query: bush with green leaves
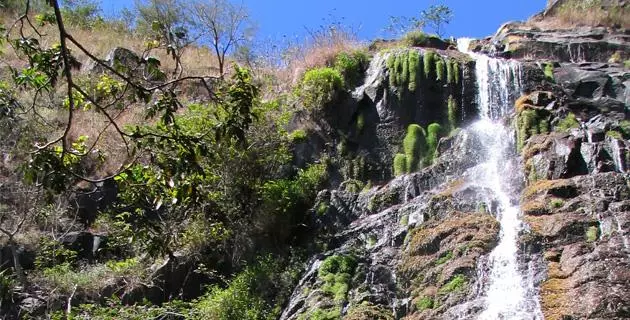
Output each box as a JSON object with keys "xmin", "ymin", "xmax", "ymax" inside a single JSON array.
[
  {"xmin": 318, "ymin": 254, "xmax": 357, "ymax": 303},
  {"xmin": 297, "ymin": 67, "xmax": 345, "ymax": 110},
  {"xmin": 333, "ymin": 50, "xmax": 369, "ymax": 87}
]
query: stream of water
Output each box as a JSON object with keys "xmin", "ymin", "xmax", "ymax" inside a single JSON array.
[{"xmin": 458, "ymin": 38, "xmax": 544, "ymax": 320}]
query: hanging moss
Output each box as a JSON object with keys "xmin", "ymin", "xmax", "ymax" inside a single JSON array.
[
  {"xmin": 435, "ymin": 58, "xmax": 445, "ymax": 82},
  {"xmin": 403, "ymin": 124, "xmax": 427, "ymax": 172},
  {"xmin": 393, "ymin": 153, "xmax": 407, "ymax": 176},
  {"xmin": 544, "ymin": 62, "xmax": 555, "ymax": 81},
  {"xmin": 426, "ymin": 123, "xmax": 443, "ymax": 165},
  {"xmin": 447, "ymin": 95, "xmax": 458, "ymax": 131},
  {"xmin": 423, "ymin": 50, "xmax": 435, "ymax": 79},
  {"xmin": 401, "ymin": 53, "xmax": 409, "ymax": 86},
  {"xmin": 387, "ymin": 54, "xmax": 396, "ymax": 88},
  {"xmin": 446, "ymin": 59, "xmax": 454, "ymax": 84},
  {"xmin": 453, "ymin": 61, "xmax": 460, "ymax": 84},
  {"xmin": 408, "ymin": 50, "xmax": 420, "ymax": 92}
]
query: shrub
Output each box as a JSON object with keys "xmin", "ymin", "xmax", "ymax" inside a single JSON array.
[
  {"xmin": 556, "ymin": 112, "xmax": 579, "ymax": 132},
  {"xmin": 393, "ymin": 153, "xmax": 408, "ymax": 176},
  {"xmin": 298, "ymin": 67, "xmax": 344, "ymax": 110},
  {"xmin": 423, "ymin": 50, "xmax": 436, "ymax": 79},
  {"xmin": 403, "ymin": 124, "xmax": 427, "ymax": 172},
  {"xmin": 403, "ymin": 30, "xmax": 428, "ymax": 47},
  {"xmin": 334, "ymin": 50, "xmax": 369, "ymax": 87}
]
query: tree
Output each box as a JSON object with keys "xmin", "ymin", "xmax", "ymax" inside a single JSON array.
[
  {"xmin": 190, "ymin": 0, "xmax": 255, "ymax": 77},
  {"xmin": 420, "ymin": 5, "xmax": 453, "ymax": 38},
  {"xmin": 384, "ymin": 4, "xmax": 453, "ymax": 38}
]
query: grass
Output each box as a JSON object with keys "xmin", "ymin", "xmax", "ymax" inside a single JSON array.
[
  {"xmin": 435, "ymin": 250, "xmax": 453, "ymax": 266},
  {"xmin": 439, "ymin": 274, "xmax": 466, "ymax": 294},
  {"xmin": 415, "ymin": 296, "xmax": 435, "ymax": 311},
  {"xmin": 530, "ymin": 0, "xmax": 630, "ymax": 29},
  {"xmin": 556, "ymin": 113, "xmax": 579, "ymax": 132}
]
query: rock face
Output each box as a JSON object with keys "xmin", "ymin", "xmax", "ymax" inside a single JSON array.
[{"xmin": 281, "ymin": 9, "xmax": 629, "ymax": 319}]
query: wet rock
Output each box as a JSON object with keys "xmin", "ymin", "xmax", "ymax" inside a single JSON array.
[{"xmin": 59, "ymin": 231, "xmax": 106, "ymax": 261}]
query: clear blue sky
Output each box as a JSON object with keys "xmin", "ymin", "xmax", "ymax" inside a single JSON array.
[{"xmin": 100, "ymin": 0, "xmax": 545, "ymax": 40}]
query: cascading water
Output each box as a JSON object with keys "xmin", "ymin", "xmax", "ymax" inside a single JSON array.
[{"xmin": 458, "ymin": 38, "xmax": 544, "ymax": 320}]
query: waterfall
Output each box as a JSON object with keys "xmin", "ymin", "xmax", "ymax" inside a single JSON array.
[{"xmin": 458, "ymin": 38, "xmax": 544, "ymax": 320}]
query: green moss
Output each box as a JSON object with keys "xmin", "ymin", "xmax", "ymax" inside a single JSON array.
[
  {"xmin": 549, "ymin": 198, "xmax": 564, "ymax": 209},
  {"xmin": 556, "ymin": 112, "xmax": 579, "ymax": 132},
  {"xmin": 425, "ymin": 123, "xmax": 443, "ymax": 165},
  {"xmin": 401, "ymin": 52, "xmax": 409, "ymax": 86},
  {"xmin": 619, "ymin": 120, "xmax": 630, "ymax": 138},
  {"xmin": 447, "ymin": 95, "xmax": 458, "ymax": 131},
  {"xmin": 516, "ymin": 108, "xmax": 551, "ymax": 151},
  {"xmin": 395, "ymin": 54, "xmax": 404, "ymax": 89},
  {"xmin": 393, "ymin": 153, "xmax": 408, "ymax": 176},
  {"xmin": 408, "ymin": 50, "xmax": 420, "ymax": 92},
  {"xmin": 446, "ymin": 59, "xmax": 454, "ymax": 84},
  {"xmin": 435, "ymin": 58, "xmax": 445, "ymax": 82},
  {"xmin": 367, "ymin": 234, "xmax": 377, "ymax": 247},
  {"xmin": 416, "ymin": 296, "xmax": 435, "ymax": 311},
  {"xmin": 404, "ymin": 124, "xmax": 427, "ymax": 172},
  {"xmin": 368, "ymin": 190, "xmax": 399, "ymax": 212},
  {"xmin": 586, "ymin": 225, "xmax": 599, "ymax": 243},
  {"xmin": 400, "ymin": 214, "xmax": 409, "ymax": 226},
  {"xmin": 453, "ymin": 61, "xmax": 460, "ymax": 84},
  {"xmin": 606, "ymin": 130, "xmax": 623, "ymax": 140},
  {"xmin": 544, "ymin": 62, "xmax": 554, "ymax": 81},
  {"xmin": 318, "ymin": 255, "xmax": 357, "ymax": 303},
  {"xmin": 298, "ymin": 307, "xmax": 341, "ymax": 320},
  {"xmin": 356, "ymin": 112, "xmax": 366, "ymax": 133},
  {"xmin": 435, "ymin": 250, "xmax": 453, "ymax": 266},
  {"xmin": 387, "ymin": 54, "xmax": 396, "ymax": 88},
  {"xmin": 423, "ymin": 51, "xmax": 435, "ymax": 79},
  {"xmin": 439, "ymin": 274, "xmax": 467, "ymax": 294},
  {"xmin": 289, "ymin": 129, "xmax": 308, "ymax": 142},
  {"xmin": 298, "ymin": 67, "xmax": 344, "ymax": 110},
  {"xmin": 624, "ymin": 60, "xmax": 630, "ymax": 69},
  {"xmin": 317, "ymin": 202, "xmax": 329, "ymax": 216}
]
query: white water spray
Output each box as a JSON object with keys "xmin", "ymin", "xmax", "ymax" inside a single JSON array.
[{"xmin": 458, "ymin": 38, "xmax": 543, "ymax": 320}]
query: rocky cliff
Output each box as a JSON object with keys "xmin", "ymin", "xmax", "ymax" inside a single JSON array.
[{"xmin": 282, "ymin": 8, "xmax": 630, "ymax": 320}]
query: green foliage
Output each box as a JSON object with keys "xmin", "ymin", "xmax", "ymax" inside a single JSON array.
[
  {"xmin": 425, "ymin": 123, "xmax": 443, "ymax": 165},
  {"xmin": 393, "ymin": 153, "xmax": 408, "ymax": 177},
  {"xmin": 35, "ymin": 238, "xmax": 78, "ymax": 269},
  {"xmin": 298, "ymin": 67, "xmax": 344, "ymax": 110},
  {"xmin": 423, "ymin": 51, "xmax": 435, "ymax": 79},
  {"xmin": 606, "ymin": 130, "xmax": 623, "ymax": 140},
  {"xmin": 416, "ymin": 296, "xmax": 435, "ymax": 311},
  {"xmin": 261, "ymin": 162, "xmax": 328, "ymax": 216},
  {"xmin": 289, "ymin": 129, "xmax": 308, "ymax": 142},
  {"xmin": 556, "ymin": 112, "xmax": 579, "ymax": 132},
  {"xmin": 586, "ymin": 226, "xmax": 599, "ymax": 243},
  {"xmin": 403, "ymin": 124, "xmax": 427, "ymax": 172},
  {"xmin": 403, "ymin": 30, "xmax": 428, "ymax": 47},
  {"xmin": 420, "ymin": 4, "xmax": 454, "ymax": 37},
  {"xmin": 619, "ymin": 120, "xmax": 630, "ymax": 138},
  {"xmin": 624, "ymin": 60, "xmax": 630, "ymax": 69},
  {"xmin": 298, "ymin": 307, "xmax": 341, "ymax": 320},
  {"xmin": 356, "ymin": 112, "xmax": 366, "ymax": 133},
  {"xmin": 544, "ymin": 63, "xmax": 554, "ymax": 81},
  {"xmin": 453, "ymin": 60, "xmax": 460, "ymax": 83},
  {"xmin": 439, "ymin": 274, "xmax": 467, "ymax": 294},
  {"xmin": 446, "ymin": 59, "xmax": 454, "ymax": 84},
  {"xmin": 334, "ymin": 50, "xmax": 369, "ymax": 87},
  {"xmin": 318, "ymin": 255, "xmax": 357, "ymax": 303},
  {"xmin": 435, "ymin": 250, "xmax": 453, "ymax": 265},
  {"xmin": 0, "ymin": 269, "xmax": 15, "ymax": 308},
  {"xmin": 435, "ymin": 58, "xmax": 445, "ymax": 81},
  {"xmin": 516, "ymin": 108, "xmax": 550, "ymax": 151},
  {"xmin": 61, "ymin": 0, "xmax": 105, "ymax": 29},
  {"xmin": 61, "ymin": 299, "xmax": 187, "ymax": 320}
]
